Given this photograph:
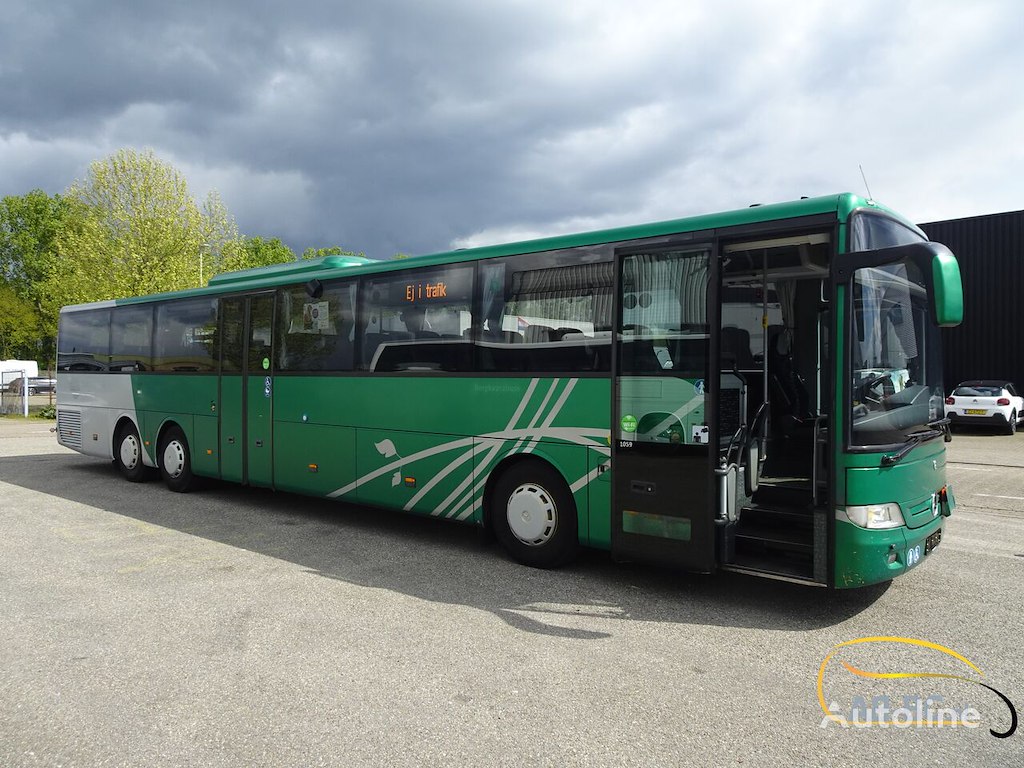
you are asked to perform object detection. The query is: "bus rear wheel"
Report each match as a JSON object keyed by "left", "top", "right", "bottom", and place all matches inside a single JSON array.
[
  {"left": 490, "top": 461, "right": 579, "bottom": 569},
  {"left": 158, "top": 425, "right": 196, "bottom": 493},
  {"left": 114, "top": 422, "right": 147, "bottom": 483}
]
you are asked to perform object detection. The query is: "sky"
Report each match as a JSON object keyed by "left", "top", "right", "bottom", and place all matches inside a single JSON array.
[{"left": 1, "top": 0, "right": 1021, "bottom": 259}]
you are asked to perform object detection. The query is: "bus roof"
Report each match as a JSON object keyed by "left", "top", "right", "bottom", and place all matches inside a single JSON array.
[{"left": 62, "top": 192, "right": 909, "bottom": 311}]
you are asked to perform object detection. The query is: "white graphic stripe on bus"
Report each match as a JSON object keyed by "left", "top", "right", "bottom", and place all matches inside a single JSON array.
[
  {"left": 411, "top": 379, "right": 543, "bottom": 516},
  {"left": 448, "top": 378, "right": 582, "bottom": 520},
  {"left": 326, "top": 436, "right": 476, "bottom": 498},
  {"left": 455, "top": 379, "right": 567, "bottom": 518},
  {"left": 327, "top": 378, "right": 610, "bottom": 521},
  {"left": 449, "top": 378, "right": 573, "bottom": 519},
  {"left": 569, "top": 465, "right": 605, "bottom": 495},
  {"left": 403, "top": 443, "right": 476, "bottom": 512},
  {"left": 504, "top": 378, "right": 561, "bottom": 459},
  {"left": 640, "top": 395, "right": 704, "bottom": 439}
]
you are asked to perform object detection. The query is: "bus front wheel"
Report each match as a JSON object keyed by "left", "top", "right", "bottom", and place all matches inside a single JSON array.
[
  {"left": 490, "top": 461, "right": 579, "bottom": 569},
  {"left": 158, "top": 425, "right": 196, "bottom": 493},
  {"left": 114, "top": 422, "right": 147, "bottom": 483}
]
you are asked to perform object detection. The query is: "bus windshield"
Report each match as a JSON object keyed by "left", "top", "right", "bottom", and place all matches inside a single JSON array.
[{"left": 849, "top": 260, "right": 946, "bottom": 447}]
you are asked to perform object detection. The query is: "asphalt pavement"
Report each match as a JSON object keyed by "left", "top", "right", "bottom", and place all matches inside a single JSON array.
[{"left": 1, "top": 417, "right": 1022, "bottom": 767}]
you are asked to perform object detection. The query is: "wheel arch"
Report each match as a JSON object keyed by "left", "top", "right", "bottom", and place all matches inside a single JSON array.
[
  {"left": 482, "top": 451, "right": 577, "bottom": 534},
  {"left": 154, "top": 417, "right": 190, "bottom": 460},
  {"left": 112, "top": 414, "right": 152, "bottom": 466}
]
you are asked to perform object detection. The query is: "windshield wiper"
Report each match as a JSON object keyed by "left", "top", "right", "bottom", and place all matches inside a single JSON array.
[
  {"left": 881, "top": 427, "right": 945, "bottom": 467},
  {"left": 928, "top": 416, "right": 953, "bottom": 443}
]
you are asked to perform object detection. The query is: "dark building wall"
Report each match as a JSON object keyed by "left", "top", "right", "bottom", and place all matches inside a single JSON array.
[{"left": 920, "top": 209, "right": 1024, "bottom": 392}]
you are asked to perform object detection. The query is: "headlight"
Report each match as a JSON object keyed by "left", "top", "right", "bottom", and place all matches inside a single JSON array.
[{"left": 843, "top": 503, "right": 906, "bottom": 529}]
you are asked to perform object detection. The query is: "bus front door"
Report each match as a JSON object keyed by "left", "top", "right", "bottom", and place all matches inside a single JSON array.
[{"left": 611, "top": 249, "right": 716, "bottom": 571}]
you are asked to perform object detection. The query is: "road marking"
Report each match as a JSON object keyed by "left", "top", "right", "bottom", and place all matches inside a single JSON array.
[{"left": 974, "top": 493, "right": 1024, "bottom": 501}]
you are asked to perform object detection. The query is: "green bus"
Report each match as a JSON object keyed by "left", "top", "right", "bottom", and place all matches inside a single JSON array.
[{"left": 56, "top": 193, "right": 963, "bottom": 588}]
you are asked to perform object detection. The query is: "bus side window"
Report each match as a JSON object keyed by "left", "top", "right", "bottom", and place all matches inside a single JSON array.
[
  {"left": 277, "top": 281, "right": 356, "bottom": 372},
  {"left": 57, "top": 307, "right": 112, "bottom": 372},
  {"left": 110, "top": 305, "right": 154, "bottom": 372},
  {"left": 154, "top": 299, "right": 218, "bottom": 372},
  {"left": 359, "top": 265, "right": 474, "bottom": 372},
  {"left": 476, "top": 249, "right": 613, "bottom": 373}
]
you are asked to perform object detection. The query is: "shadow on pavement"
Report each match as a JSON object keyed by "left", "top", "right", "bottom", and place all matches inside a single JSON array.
[{"left": 0, "top": 451, "right": 889, "bottom": 638}]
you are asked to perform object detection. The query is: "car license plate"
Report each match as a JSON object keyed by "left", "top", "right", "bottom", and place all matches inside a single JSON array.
[
  {"left": 965, "top": 408, "right": 987, "bottom": 415},
  {"left": 924, "top": 529, "right": 942, "bottom": 554}
]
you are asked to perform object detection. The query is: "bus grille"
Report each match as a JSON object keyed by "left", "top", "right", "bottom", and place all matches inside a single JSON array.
[{"left": 57, "top": 410, "right": 83, "bottom": 449}]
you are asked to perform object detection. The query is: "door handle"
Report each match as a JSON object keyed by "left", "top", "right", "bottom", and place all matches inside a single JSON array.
[
  {"left": 255, "top": 439, "right": 264, "bottom": 448},
  {"left": 631, "top": 480, "right": 656, "bottom": 495}
]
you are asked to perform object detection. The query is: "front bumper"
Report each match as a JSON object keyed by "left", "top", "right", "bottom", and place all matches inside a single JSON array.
[
  {"left": 833, "top": 512, "right": 946, "bottom": 589},
  {"left": 946, "top": 410, "right": 1012, "bottom": 428}
]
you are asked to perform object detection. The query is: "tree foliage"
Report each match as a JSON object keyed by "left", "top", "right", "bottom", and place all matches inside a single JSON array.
[
  {"left": 0, "top": 190, "right": 70, "bottom": 360},
  {"left": 51, "top": 149, "right": 210, "bottom": 307},
  {"left": 1, "top": 147, "right": 369, "bottom": 367},
  {"left": 301, "top": 246, "right": 365, "bottom": 260},
  {"left": 0, "top": 282, "right": 41, "bottom": 360},
  {"left": 236, "top": 236, "right": 296, "bottom": 272}
]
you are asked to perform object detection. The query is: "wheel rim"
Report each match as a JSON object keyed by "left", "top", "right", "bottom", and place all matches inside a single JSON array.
[
  {"left": 506, "top": 482, "right": 557, "bottom": 546},
  {"left": 162, "top": 439, "right": 186, "bottom": 479},
  {"left": 119, "top": 433, "right": 140, "bottom": 469}
]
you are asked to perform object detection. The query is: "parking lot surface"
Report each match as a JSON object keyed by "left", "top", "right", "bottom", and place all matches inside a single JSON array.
[{"left": 1, "top": 418, "right": 1022, "bottom": 767}]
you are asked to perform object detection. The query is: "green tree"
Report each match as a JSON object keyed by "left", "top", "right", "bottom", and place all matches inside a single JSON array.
[
  {"left": 0, "top": 190, "right": 70, "bottom": 360},
  {"left": 231, "top": 236, "right": 296, "bottom": 272},
  {"left": 301, "top": 246, "right": 366, "bottom": 260},
  {"left": 198, "top": 189, "right": 240, "bottom": 280},
  {"left": 46, "top": 149, "right": 245, "bottom": 314},
  {"left": 0, "top": 282, "right": 41, "bottom": 360}
]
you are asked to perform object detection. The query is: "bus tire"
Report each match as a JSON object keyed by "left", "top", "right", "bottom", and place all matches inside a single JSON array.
[
  {"left": 490, "top": 460, "right": 579, "bottom": 569},
  {"left": 158, "top": 425, "right": 196, "bottom": 493},
  {"left": 114, "top": 421, "right": 147, "bottom": 483}
]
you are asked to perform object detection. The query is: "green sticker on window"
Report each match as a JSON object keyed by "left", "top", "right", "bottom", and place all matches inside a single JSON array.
[
  {"left": 621, "top": 415, "right": 638, "bottom": 433},
  {"left": 262, "top": 357, "right": 270, "bottom": 370}
]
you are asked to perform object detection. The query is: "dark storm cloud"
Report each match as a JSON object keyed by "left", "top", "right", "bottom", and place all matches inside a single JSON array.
[{"left": 1, "top": 1, "right": 1022, "bottom": 258}]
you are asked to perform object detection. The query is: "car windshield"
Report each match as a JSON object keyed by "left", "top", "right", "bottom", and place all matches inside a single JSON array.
[
  {"left": 849, "top": 260, "right": 946, "bottom": 447},
  {"left": 953, "top": 386, "right": 1002, "bottom": 397}
]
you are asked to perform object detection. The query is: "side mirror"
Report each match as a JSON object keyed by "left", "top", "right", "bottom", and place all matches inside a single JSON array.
[
  {"left": 931, "top": 250, "right": 963, "bottom": 326},
  {"left": 836, "top": 241, "right": 964, "bottom": 329}
]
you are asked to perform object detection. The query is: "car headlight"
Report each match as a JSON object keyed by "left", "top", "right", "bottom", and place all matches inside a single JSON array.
[{"left": 843, "top": 503, "right": 906, "bottom": 529}]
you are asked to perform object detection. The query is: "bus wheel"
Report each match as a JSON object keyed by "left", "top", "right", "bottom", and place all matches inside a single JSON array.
[
  {"left": 490, "top": 461, "right": 579, "bottom": 569},
  {"left": 158, "top": 425, "right": 196, "bottom": 493},
  {"left": 115, "top": 422, "right": 147, "bottom": 483}
]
